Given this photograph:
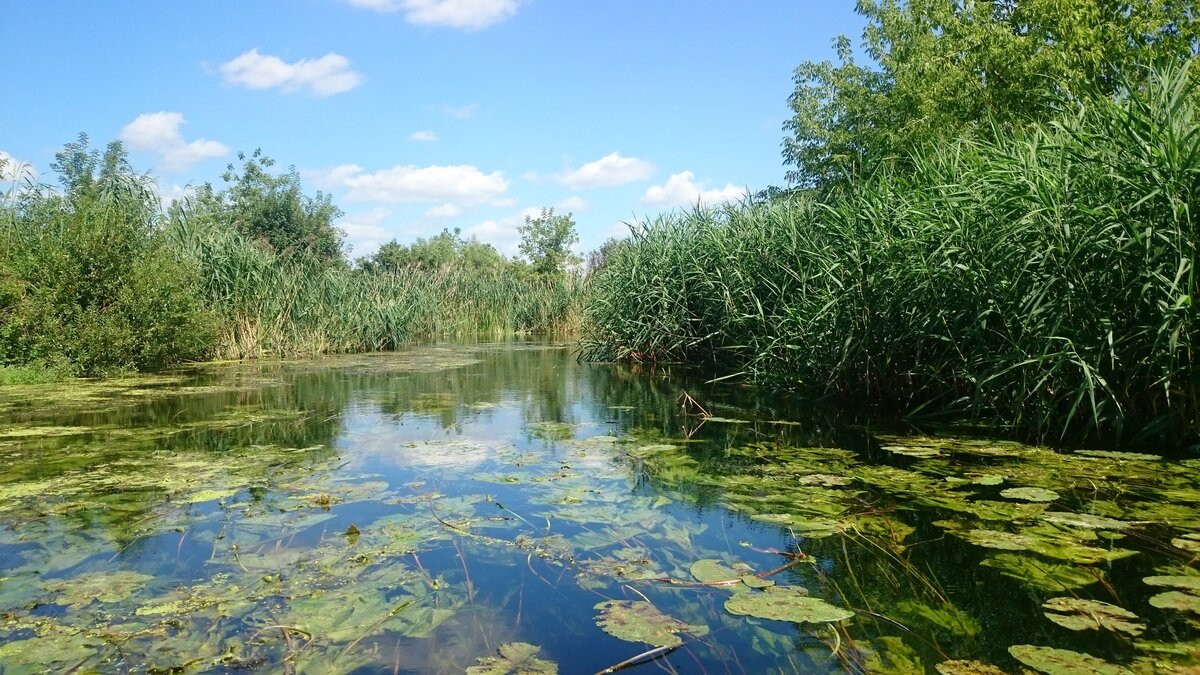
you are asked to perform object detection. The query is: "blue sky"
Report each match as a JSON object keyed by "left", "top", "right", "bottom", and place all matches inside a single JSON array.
[{"left": 2, "top": 1, "right": 864, "bottom": 259}]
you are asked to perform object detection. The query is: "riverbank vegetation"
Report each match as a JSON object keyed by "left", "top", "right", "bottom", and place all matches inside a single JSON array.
[
  {"left": 0, "top": 142, "right": 581, "bottom": 378},
  {"left": 583, "top": 2, "right": 1200, "bottom": 448}
]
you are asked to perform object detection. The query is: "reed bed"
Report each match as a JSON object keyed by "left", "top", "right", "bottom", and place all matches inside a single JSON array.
[
  {"left": 582, "top": 66, "right": 1200, "bottom": 447},
  {"left": 170, "top": 223, "right": 582, "bottom": 360}
]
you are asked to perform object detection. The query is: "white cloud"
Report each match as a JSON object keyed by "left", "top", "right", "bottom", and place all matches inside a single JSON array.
[
  {"left": 0, "top": 151, "right": 37, "bottom": 183},
  {"left": 314, "top": 163, "right": 508, "bottom": 205},
  {"left": 641, "top": 171, "right": 747, "bottom": 208},
  {"left": 556, "top": 195, "right": 588, "bottom": 212},
  {"left": 442, "top": 103, "right": 479, "bottom": 119},
  {"left": 120, "top": 112, "right": 229, "bottom": 172},
  {"left": 558, "top": 152, "right": 654, "bottom": 189},
  {"left": 346, "top": 0, "right": 521, "bottom": 30},
  {"left": 465, "top": 206, "right": 541, "bottom": 255},
  {"left": 339, "top": 208, "right": 394, "bottom": 256},
  {"left": 409, "top": 130, "right": 439, "bottom": 142},
  {"left": 424, "top": 203, "right": 462, "bottom": 218},
  {"left": 220, "top": 49, "right": 362, "bottom": 96}
]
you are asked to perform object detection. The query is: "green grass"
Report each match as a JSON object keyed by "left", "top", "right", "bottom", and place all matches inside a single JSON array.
[{"left": 582, "top": 65, "right": 1200, "bottom": 448}]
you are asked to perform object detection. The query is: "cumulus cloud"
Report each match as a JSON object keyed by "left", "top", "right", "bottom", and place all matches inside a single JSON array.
[
  {"left": 464, "top": 206, "right": 542, "bottom": 255},
  {"left": 424, "top": 203, "right": 462, "bottom": 218},
  {"left": 0, "top": 150, "right": 37, "bottom": 183},
  {"left": 558, "top": 152, "right": 654, "bottom": 189},
  {"left": 338, "top": 208, "right": 394, "bottom": 256},
  {"left": 314, "top": 163, "right": 508, "bottom": 205},
  {"left": 556, "top": 195, "right": 588, "bottom": 212},
  {"left": 120, "top": 112, "right": 229, "bottom": 172},
  {"left": 409, "top": 130, "right": 439, "bottom": 142},
  {"left": 346, "top": 0, "right": 521, "bottom": 30},
  {"left": 641, "top": 171, "right": 747, "bottom": 208},
  {"left": 220, "top": 49, "right": 362, "bottom": 96}
]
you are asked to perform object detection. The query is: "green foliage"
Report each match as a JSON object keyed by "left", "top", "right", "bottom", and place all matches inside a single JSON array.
[
  {"left": 519, "top": 207, "right": 580, "bottom": 278},
  {"left": 785, "top": 0, "right": 1200, "bottom": 187},
  {"left": 200, "top": 149, "right": 345, "bottom": 265},
  {"left": 359, "top": 228, "right": 507, "bottom": 274},
  {"left": 584, "top": 65, "right": 1200, "bottom": 447},
  {"left": 0, "top": 135, "right": 215, "bottom": 376}
]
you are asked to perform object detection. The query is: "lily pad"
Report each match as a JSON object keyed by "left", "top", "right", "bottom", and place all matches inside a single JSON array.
[
  {"left": 1041, "top": 597, "right": 1144, "bottom": 636},
  {"left": 466, "top": 642, "right": 558, "bottom": 674},
  {"left": 724, "top": 587, "right": 853, "bottom": 624},
  {"left": 1143, "top": 576, "right": 1200, "bottom": 592},
  {"left": 1041, "top": 512, "right": 1130, "bottom": 530},
  {"left": 980, "top": 553, "right": 1101, "bottom": 591},
  {"left": 1008, "top": 645, "right": 1131, "bottom": 674},
  {"left": 1001, "top": 487, "right": 1060, "bottom": 503},
  {"left": 1149, "top": 591, "right": 1200, "bottom": 614},
  {"left": 594, "top": 600, "right": 707, "bottom": 647},
  {"left": 690, "top": 559, "right": 740, "bottom": 584}
]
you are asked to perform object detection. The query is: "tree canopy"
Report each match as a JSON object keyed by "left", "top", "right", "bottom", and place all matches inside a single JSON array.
[
  {"left": 518, "top": 208, "right": 580, "bottom": 278},
  {"left": 785, "top": 0, "right": 1200, "bottom": 187}
]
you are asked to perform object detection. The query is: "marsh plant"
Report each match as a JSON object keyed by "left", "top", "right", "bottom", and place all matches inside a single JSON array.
[
  {"left": 0, "top": 139, "right": 583, "bottom": 376},
  {"left": 583, "top": 65, "right": 1200, "bottom": 447}
]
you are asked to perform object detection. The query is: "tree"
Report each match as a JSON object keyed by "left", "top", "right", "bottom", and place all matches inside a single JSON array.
[
  {"left": 209, "top": 149, "right": 345, "bottom": 265},
  {"left": 785, "top": 0, "right": 1200, "bottom": 187},
  {"left": 518, "top": 208, "right": 580, "bottom": 278},
  {"left": 358, "top": 228, "right": 507, "bottom": 274}
]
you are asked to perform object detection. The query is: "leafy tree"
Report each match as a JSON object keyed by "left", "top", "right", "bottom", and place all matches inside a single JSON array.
[
  {"left": 586, "top": 237, "right": 626, "bottom": 276},
  {"left": 359, "top": 228, "right": 507, "bottom": 273},
  {"left": 206, "top": 149, "right": 345, "bottom": 264},
  {"left": 518, "top": 208, "right": 580, "bottom": 278},
  {"left": 785, "top": 0, "right": 1200, "bottom": 187},
  {"left": 0, "top": 135, "right": 214, "bottom": 375}
]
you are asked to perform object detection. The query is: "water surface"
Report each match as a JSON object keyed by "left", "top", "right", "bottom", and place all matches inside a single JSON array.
[{"left": 0, "top": 343, "right": 1197, "bottom": 673}]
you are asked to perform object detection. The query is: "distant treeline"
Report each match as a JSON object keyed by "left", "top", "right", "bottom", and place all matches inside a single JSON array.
[
  {"left": 583, "top": 2, "right": 1200, "bottom": 448},
  {"left": 0, "top": 143, "right": 582, "bottom": 382}
]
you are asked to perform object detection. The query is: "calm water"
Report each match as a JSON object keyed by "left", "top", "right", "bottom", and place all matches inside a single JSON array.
[{"left": 0, "top": 342, "right": 1197, "bottom": 673}]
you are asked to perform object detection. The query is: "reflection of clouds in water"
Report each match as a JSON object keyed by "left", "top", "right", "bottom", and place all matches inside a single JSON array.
[{"left": 389, "top": 438, "right": 511, "bottom": 469}]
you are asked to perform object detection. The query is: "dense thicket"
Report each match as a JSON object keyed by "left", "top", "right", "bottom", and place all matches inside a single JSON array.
[
  {"left": 0, "top": 138, "right": 581, "bottom": 378},
  {"left": 787, "top": 0, "right": 1200, "bottom": 187},
  {"left": 583, "top": 66, "right": 1200, "bottom": 446}
]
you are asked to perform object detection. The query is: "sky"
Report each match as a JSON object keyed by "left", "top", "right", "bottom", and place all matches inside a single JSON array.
[{"left": 1, "top": 1, "right": 864, "bottom": 259}]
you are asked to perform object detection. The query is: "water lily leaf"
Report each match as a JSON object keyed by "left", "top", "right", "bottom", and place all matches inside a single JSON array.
[
  {"left": 935, "top": 660, "right": 1007, "bottom": 674},
  {"left": 740, "top": 574, "right": 775, "bottom": 589},
  {"left": 594, "top": 600, "right": 707, "bottom": 647},
  {"left": 1143, "top": 576, "right": 1200, "bottom": 592},
  {"left": 44, "top": 570, "right": 155, "bottom": 608},
  {"left": 1149, "top": 591, "right": 1200, "bottom": 614},
  {"left": 884, "top": 444, "right": 942, "bottom": 458},
  {"left": 1008, "top": 645, "right": 1131, "bottom": 674},
  {"left": 466, "top": 642, "right": 558, "bottom": 674},
  {"left": 1001, "top": 487, "right": 1060, "bottom": 503},
  {"left": 1041, "top": 597, "right": 1144, "bottom": 636},
  {"left": 972, "top": 475, "right": 1006, "bottom": 486},
  {"left": 1171, "top": 534, "right": 1200, "bottom": 553},
  {"left": 980, "top": 553, "right": 1101, "bottom": 592},
  {"left": 1041, "top": 512, "right": 1130, "bottom": 530},
  {"left": 690, "top": 559, "right": 739, "bottom": 584},
  {"left": 723, "top": 587, "right": 853, "bottom": 624}
]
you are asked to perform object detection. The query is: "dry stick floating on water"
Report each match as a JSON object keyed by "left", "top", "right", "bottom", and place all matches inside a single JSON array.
[{"left": 594, "top": 644, "right": 679, "bottom": 675}]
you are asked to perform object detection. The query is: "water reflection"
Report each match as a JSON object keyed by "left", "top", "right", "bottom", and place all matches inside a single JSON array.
[{"left": 0, "top": 342, "right": 1196, "bottom": 673}]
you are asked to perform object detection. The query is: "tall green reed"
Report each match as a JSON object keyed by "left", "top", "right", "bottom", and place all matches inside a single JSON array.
[{"left": 582, "top": 64, "right": 1200, "bottom": 448}]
